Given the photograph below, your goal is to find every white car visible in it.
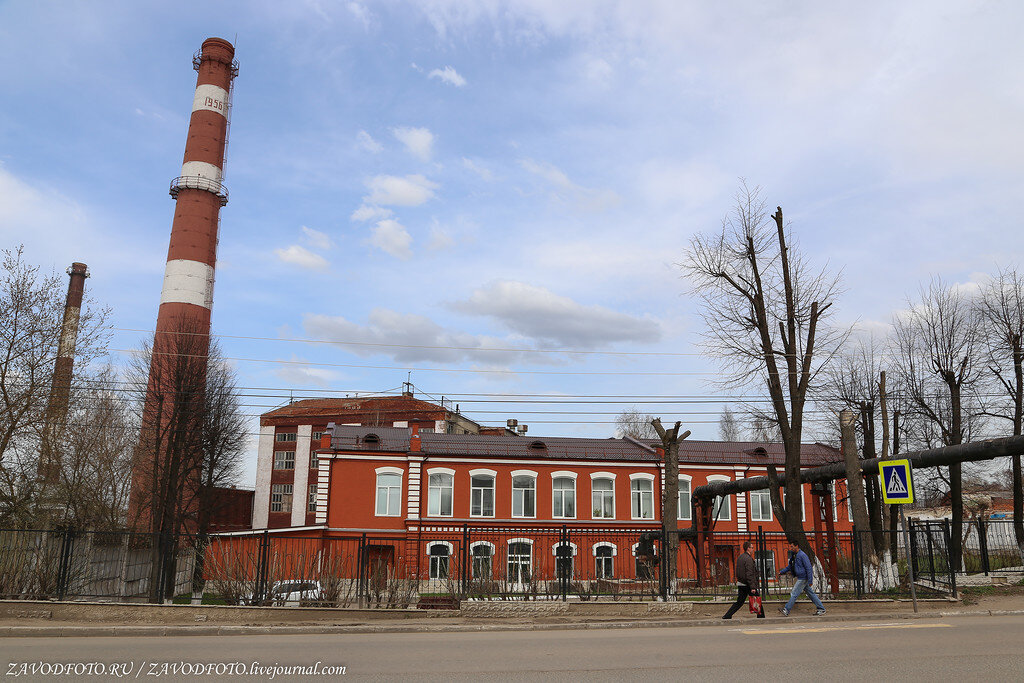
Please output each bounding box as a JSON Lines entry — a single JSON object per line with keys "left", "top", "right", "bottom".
{"left": 242, "top": 580, "right": 323, "bottom": 606}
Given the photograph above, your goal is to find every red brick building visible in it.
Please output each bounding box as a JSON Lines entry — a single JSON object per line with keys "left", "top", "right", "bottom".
{"left": 253, "top": 394, "right": 483, "bottom": 529}
{"left": 234, "top": 425, "right": 853, "bottom": 588}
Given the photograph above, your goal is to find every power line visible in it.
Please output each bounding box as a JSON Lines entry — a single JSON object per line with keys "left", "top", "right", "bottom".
{"left": 112, "top": 327, "right": 706, "bottom": 357}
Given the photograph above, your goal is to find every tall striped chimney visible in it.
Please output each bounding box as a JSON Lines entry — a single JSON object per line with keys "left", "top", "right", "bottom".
{"left": 39, "top": 262, "right": 89, "bottom": 482}
{"left": 160, "top": 36, "right": 236, "bottom": 333}
{"left": 130, "top": 38, "right": 237, "bottom": 530}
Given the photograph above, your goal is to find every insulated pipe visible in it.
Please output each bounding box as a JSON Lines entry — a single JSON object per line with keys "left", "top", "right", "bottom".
{"left": 692, "top": 435, "right": 1024, "bottom": 500}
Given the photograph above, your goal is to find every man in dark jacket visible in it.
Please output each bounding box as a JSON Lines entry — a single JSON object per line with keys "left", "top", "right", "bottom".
{"left": 723, "top": 541, "right": 764, "bottom": 619}
{"left": 778, "top": 539, "right": 826, "bottom": 616}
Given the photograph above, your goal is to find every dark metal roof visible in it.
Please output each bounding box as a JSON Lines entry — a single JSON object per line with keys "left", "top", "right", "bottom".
{"left": 325, "top": 426, "right": 841, "bottom": 466}
{"left": 643, "top": 439, "right": 842, "bottom": 466}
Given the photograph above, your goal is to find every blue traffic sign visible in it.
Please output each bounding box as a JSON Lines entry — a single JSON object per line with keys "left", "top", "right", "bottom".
{"left": 879, "top": 459, "right": 914, "bottom": 504}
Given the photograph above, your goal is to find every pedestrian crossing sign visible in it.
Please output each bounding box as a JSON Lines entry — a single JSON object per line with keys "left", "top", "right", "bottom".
{"left": 879, "top": 459, "right": 914, "bottom": 504}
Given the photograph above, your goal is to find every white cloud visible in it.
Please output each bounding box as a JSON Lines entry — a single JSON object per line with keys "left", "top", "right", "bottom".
{"left": 274, "top": 244, "right": 329, "bottom": 271}
{"left": 346, "top": 2, "right": 372, "bottom": 31}
{"left": 392, "top": 126, "right": 435, "bottom": 161}
{"left": 453, "top": 280, "right": 662, "bottom": 348}
{"left": 350, "top": 204, "right": 393, "bottom": 222}
{"left": 519, "top": 159, "right": 619, "bottom": 211}
{"left": 370, "top": 219, "right": 413, "bottom": 259}
{"left": 364, "top": 174, "right": 438, "bottom": 206}
{"left": 428, "top": 65, "right": 467, "bottom": 87}
{"left": 274, "top": 356, "right": 344, "bottom": 388}
{"left": 427, "top": 222, "right": 454, "bottom": 251}
{"left": 300, "top": 226, "right": 332, "bottom": 250}
{"left": 304, "top": 309, "right": 546, "bottom": 365}
{"left": 462, "top": 157, "right": 493, "bottom": 181}
{"left": 356, "top": 130, "right": 382, "bottom": 153}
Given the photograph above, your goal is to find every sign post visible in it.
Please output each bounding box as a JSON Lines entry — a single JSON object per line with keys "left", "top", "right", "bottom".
{"left": 880, "top": 459, "right": 916, "bottom": 612}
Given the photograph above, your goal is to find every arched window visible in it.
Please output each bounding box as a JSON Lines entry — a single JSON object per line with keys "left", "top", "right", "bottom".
{"left": 507, "top": 539, "right": 533, "bottom": 586}
{"left": 427, "top": 469, "right": 454, "bottom": 517}
{"left": 630, "top": 474, "right": 655, "bottom": 520}
{"left": 428, "top": 542, "right": 451, "bottom": 579}
{"left": 553, "top": 541, "right": 576, "bottom": 580}
{"left": 471, "top": 542, "right": 494, "bottom": 579}
{"left": 678, "top": 475, "right": 692, "bottom": 521}
{"left": 511, "top": 471, "right": 537, "bottom": 518}
{"left": 591, "top": 473, "right": 615, "bottom": 519}
{"left": 470, "top": 470, "right": 496, "bottom": 517}
{"left": 552, "top": 474, "right": 576, "bottom": 519}
{"left": 707, "top": 475, "right": 732, "bottom": 521}
{"left": 594, "top": 543, "right": 616, "bottom": 579}
{"left": 375, "top": 468, "right": 402, "bottom": 517}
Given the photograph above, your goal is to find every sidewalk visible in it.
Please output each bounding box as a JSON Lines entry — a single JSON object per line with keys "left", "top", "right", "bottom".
{"left": 2, "top": 594, "right": 1022, "bottom": 637}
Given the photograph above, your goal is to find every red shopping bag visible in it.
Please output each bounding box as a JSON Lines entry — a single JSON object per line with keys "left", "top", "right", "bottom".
{"left": 748, "top": 592, "right": 762, "bottom": 614}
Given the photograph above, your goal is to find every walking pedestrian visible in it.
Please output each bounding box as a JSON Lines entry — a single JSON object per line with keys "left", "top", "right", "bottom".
{"left": 778, "top": 539, "right": 826, "bottom": 616}
{"left": 723, "top": 541, "right": 764, "bottom": 619}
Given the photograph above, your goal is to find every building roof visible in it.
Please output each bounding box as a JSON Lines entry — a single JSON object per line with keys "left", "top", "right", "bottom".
{"left": 260, "top": 395, "right": 457, "bottom": 424}
{"left": 325, "top": 426, "right": 842, "bottom": 466}
{"left": 641, "top": 439, "right": 842, "bottom": 467}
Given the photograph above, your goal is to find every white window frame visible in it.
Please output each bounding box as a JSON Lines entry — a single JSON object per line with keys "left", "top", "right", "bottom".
{"left": 707, "top": 475, "right": 732, "bottom": 521}
{"left": 749, "top": 488, "right": 773, "bottom": 522}
{"left": 552, "top": 541, "right": 577, "bottom": 580}
{"left": 275, "top": 432, "right": 297, "bottom": 442}
{"left": 591, "top": 472, "right": 616, "bottom": 520}
{"left": 307, "top": 483, "right": 318, "bottom": 513}
{"left": 630, "top": 473, "right": 655, "bottom": 520}
{"left": 506, "top": 538, "right": 533, "bottom": 585}
{"left": 593, "top": 542, "right": 616, "bottom": 579}
{"left": 678, "top": 474, "right": 692, "bottom": 521}
{"left": 273, "top": 450, "right": 295, "bottom": 470}
{"left": 470, "top": 541, "right": 495, "bottom": 579}
{"left": 511, "top": 470, "right": 537, "bottom": 519}
{"left": 469, "top": 468, "right": 496, "bottom": 518}
{"left": 270, "top": 483, "right": 293, "bottom": 513}
{"left": 427, "top": 541, "right": 453, "bottom": 580}
{"left": 551, "top": 471, "right": 577, "bottom": 519}
{"left": 426, "top": 467, "right": 455, "bottom": 517}
{"left": 375, "top": 467, "right": 403, "bottom": 517}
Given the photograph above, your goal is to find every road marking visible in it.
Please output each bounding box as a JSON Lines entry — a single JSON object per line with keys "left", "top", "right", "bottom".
{"left": 735, "top": 622, "right": 953, "bottom": 635}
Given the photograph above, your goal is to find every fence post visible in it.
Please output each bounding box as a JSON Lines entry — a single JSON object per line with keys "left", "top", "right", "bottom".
{"left": 756, "top": 526, "right": 768, "bottom": 600}
{"left": 55, "top": 529, "right": 75, "bottom": 601}
{"left": 254, "top": 530, "right": 270, "bottom": 605}
{"left": 852, "top": 525, "right": 862, "bottom": 599}
{"left": 978, "top": 519, "right": 990, "bottom": 576}
{"left": 561, "top": 525, "right": 568, "bottom": 602}
{"left": 357, "top": 533, "right": 367, "bottom": 608}
{"left": 461, "top": 524, "right": 469, "bottom": 596}
{"left": 943, "top": 519, "right": 957, "bottom": 597}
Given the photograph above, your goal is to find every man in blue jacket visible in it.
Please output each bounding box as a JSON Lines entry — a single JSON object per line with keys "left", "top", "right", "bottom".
{"left": 778, "top": 539, "right": 826, "bottom": 616}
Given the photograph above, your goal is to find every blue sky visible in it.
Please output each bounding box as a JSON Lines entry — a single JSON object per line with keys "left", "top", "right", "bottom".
{"left": 2, "top": 1, "right": 1022, "bottom": 485}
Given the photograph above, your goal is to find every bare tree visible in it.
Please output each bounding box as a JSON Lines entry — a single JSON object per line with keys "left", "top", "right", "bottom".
{"left": 0, "top": 247, "right": 108, "bottom": 526}
{"left": 615, "top": 407, "right": 659, "bottom": 440}
{"left": 682, "top": 183, "right": 844, "bottom": 552}
{"left": 129, "top": 319, "right": 244, "bottom": 601}
{"left": 718, "top": 406, "right": 741, "bottom": 441}
{"left": 652, "top": 418, "right": 690, "bottom": 593}
{"left": 978, "top": 267, "right": 1024, "bottom": 555}
{"left": 48, "top": 372, "right": 135, "bottom": 530}
{"left": 893, "top": 277, "right": 985, "bottom": 570}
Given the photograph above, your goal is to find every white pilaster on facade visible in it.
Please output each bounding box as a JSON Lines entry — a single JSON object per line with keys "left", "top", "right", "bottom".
{"left": 407, "top": 457, "right": 423, "bottom": 519}
{"left": 291, "top": 425, "right": 312, "bottom": 527}
{"left": 315, "top": 456, "right": 330, "bottom": 525}
{"left": 252, "top": 424, "right": 275, "bottom": 529}
{"left": 735, "top": 469, "right": 748, "bottom": 533}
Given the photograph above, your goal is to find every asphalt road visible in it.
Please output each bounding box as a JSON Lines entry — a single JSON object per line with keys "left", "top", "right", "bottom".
{"left": 2, "top": 615, "right": 1022, "bottom": 681}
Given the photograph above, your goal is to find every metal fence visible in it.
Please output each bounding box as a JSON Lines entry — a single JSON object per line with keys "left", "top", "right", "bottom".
{"left": 0, "top": 520, "right": 1018, "bottom": 606}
